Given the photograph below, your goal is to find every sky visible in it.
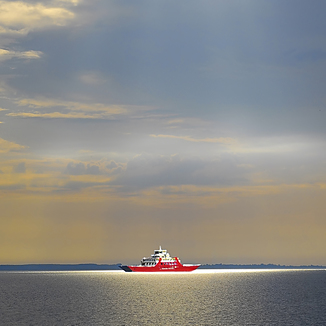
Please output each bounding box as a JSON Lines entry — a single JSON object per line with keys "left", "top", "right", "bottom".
{"left": 1, "top": 0, "right": 326, "bottom": 265}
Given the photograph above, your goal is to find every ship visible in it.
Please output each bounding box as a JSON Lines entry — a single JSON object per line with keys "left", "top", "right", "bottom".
{"left": 120, "top": 246, "right": 200, "bottom": 272}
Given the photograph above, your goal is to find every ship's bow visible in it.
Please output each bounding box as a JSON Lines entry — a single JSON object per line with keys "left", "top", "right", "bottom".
{"left": 119, "top": 265, "right": 133, "bottom": 272}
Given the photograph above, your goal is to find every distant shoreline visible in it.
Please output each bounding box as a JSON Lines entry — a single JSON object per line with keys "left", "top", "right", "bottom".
{"left": 0, "top": 263, "right": 325, "bottom": 271}
{"left": 0, "top": 264, "right": 122, "bottom": 271}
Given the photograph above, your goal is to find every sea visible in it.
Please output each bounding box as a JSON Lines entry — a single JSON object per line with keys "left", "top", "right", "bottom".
{"left": 1, "top": 269, "right": 326, "bottom": 325}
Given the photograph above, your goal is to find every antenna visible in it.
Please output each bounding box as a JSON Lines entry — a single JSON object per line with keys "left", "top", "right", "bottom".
{"left": 159, "top": 245, "right": 162, "bottom": 250}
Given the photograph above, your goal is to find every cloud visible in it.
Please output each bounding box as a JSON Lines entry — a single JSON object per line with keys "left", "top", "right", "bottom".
{"left": 150, "top": 134, "right": 237, "bottom": 144}
{"left": 0, "top": 26, "right": 28, "bottom": 36}
{"left": 0, "top": 157, "right": 114, "bottom": 194}
{"left": 66, "top": 162, "right": 85, "bottom": 175}
{"left": 6, "top": 97, "right": 153, "bottom": 120}
{"left": 66, "top": 162, "right": 101, "bottom": 175}
{"left": 0, "top": 184, "right": 25, "bottom": 191}
{"left": 85, "top": 164, "right": 100, "bottom": 175}
{"left": 112, "top": 154, "right": 248, "bottom": 192}
{"left": 55, "top": 0, "right": 80, "bottom": 6}
{"left": 7, "top": 111, "right": 118, "bottom": 119}
{"left": 0, "top": 48, "right": 42, "bottom": 61}
{"left": 13, "top": 162, "right": 26, "bottom": 173}
{"left": 79, "top": 72, "right": 107, "bottom": 85}
{"left": 166, "top": 119, "right": 185, "bottom": 124}
{"left": 106, "top": 161, "right": 118, "bottom": 169}
{"left": 0, "top": 1, "right": 78, "bottom": 49}
{"left": 0, "top": 1, "right": 75, "bottom": 30}
{"left": 0, "top": 138, "right": 25, "bottom": 153}
{"left": 16, "top": 97, "right": 144, "bottom": 114}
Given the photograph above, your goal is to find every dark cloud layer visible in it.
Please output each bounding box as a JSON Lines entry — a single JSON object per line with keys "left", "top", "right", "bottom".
{"left": 113, "top": 154, "right": 249, "bottom": 191}
{"left": 66, "top": 162, "right": 101, "bottom": 175}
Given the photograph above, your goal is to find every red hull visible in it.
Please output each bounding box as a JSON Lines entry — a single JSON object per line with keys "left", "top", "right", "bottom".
{"left": 120, "top": 257, "right": 200, "bottom": 272}
{"left": 128, "top": 265, "right": 199, "bottom": 272}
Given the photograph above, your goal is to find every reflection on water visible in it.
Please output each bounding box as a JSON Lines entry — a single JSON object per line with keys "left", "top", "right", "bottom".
{"left": 1, "top": 270, "right": 326, "bottom": 325}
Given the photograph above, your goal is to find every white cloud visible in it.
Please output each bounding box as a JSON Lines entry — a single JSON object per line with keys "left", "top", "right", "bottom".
{"left": 0, "top": 1, "right": 75, "bottom": 29}
{"left": 16, "top": 97, "right": 129, "bottom": 115}
{"left": 4, "top": 97, "right": 155, "bottom": 120}
{"left": 0, "top": 138, "right": 25, "bottom": 153}
{"left": 0, "top": 26, "right": 29, "bottom": 36}
{"left": 55, "top": 0, "right": 80, "bottom": 6}
{"left": 0, "top": 49, "right": 43, "bottom": 61}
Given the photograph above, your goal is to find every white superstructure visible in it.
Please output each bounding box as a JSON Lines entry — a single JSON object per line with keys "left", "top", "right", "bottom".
{"left": 140, "top": 246, "right": 180, "bottom": 266}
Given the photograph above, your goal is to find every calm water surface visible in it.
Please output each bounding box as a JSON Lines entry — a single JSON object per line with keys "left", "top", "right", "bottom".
{"left": 1, "top": 270, "right": 326, "bottom": 325}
